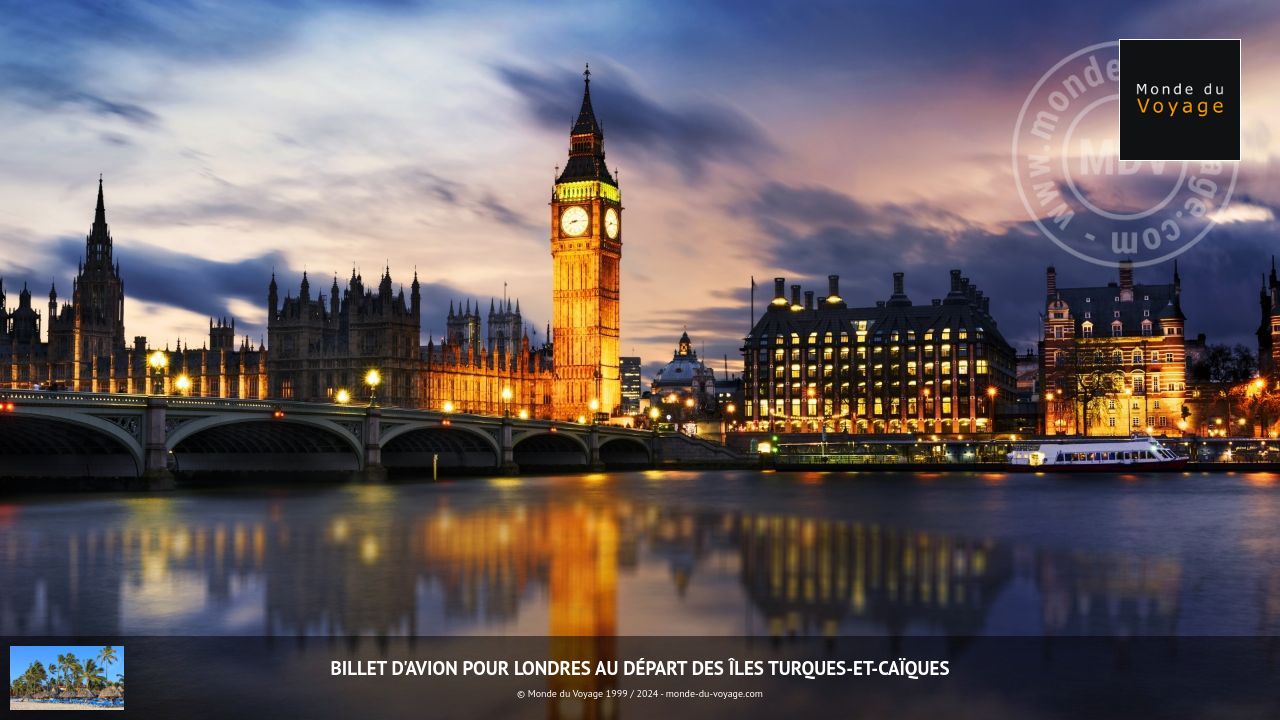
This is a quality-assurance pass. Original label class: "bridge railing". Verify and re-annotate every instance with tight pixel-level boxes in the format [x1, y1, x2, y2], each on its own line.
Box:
[0, 389, 657, 435]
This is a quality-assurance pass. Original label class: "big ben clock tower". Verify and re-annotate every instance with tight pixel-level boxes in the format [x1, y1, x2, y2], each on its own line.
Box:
[551, 65, 622, 420]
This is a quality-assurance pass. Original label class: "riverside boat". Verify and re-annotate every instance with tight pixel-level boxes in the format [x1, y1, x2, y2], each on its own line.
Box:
[1006, 437, 1188, 472]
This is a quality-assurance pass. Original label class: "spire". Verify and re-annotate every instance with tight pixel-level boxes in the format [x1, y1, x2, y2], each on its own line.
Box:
[573, 63, 600, 136]
[558, 64, 614, 185]
[87, 174, 113, 262]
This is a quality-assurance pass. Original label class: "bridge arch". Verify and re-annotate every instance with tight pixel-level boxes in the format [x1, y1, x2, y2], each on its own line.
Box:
[381, 423, 500, 471]
[512, 431, 589, 470]
[599, 436, 652, 468]
[0, 410, 143, 478]
[167, 415, 362, 473]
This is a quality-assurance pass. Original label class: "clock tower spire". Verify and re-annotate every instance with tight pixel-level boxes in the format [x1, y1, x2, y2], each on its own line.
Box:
[551, 65, 622, 419]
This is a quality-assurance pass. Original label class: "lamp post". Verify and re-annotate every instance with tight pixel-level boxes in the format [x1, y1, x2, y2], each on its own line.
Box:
[1123, 386, 1133, 436]
[335, 388, 351, 405]
[174, 374, 191, 397]
[1044, 391, 1054, 435]
[148, 351, 168, 395]
[986, 385, 997, 436]
[502, 386, 514, 418]
[365, 369, 381, 407]
[648, 406, 660, 430]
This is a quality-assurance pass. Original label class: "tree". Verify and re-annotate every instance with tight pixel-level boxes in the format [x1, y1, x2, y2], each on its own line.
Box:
[98, 647, 117, 684]
[81, 659, 106, 691]
[1190, 344, 1257, 385]
[1045, 340, 1127, 436]
[1191, 345, 1260, 432]
[27, 661, 47, 692]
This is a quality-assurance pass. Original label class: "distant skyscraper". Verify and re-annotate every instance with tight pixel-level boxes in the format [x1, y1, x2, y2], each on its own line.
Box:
[620, 356, 641, 413]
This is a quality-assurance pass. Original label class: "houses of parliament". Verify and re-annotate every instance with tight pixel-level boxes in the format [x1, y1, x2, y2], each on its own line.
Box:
[0, 69, 623, 421]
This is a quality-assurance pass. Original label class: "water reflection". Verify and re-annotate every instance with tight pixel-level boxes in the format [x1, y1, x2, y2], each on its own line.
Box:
[1, 480, 1244, 641]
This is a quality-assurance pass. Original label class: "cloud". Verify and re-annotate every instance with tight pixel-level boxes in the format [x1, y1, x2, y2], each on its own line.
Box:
[497, 63, 774, 178]
[128, 165, 537, 237]
[741, 180, 1277, 351]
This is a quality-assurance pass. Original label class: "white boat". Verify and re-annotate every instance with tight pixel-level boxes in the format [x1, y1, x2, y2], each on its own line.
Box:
[1007, 437, 1188, 472]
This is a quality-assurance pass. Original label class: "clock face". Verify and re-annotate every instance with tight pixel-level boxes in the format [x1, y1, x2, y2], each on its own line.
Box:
[604, 207, 619, 239]
[560, 206, 589, 236]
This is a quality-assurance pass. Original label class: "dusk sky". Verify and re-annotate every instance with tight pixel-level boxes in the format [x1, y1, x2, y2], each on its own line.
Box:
[2, 0, 1279, 380]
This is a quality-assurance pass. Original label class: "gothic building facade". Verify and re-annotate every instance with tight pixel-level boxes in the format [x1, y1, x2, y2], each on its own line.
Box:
[1258, 258, 1280, 377]
[266, 269, 422, 406]
[551, 66, 623, 418]
[264, 270, 556, 415]
[741, 271, 1017, 435]
[1039, 261, 1188, 436]
[1, 179, 267, 397]
[5, 71, 625, 420]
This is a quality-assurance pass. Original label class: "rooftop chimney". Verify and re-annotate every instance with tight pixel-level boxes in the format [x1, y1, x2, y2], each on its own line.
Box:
[1046, 266, 1057, 295]
[790, 284, 802, 311]
[771, 277, 787, 308]
[888, 270, 912, 307]
[804, 291, 814, 310]
[1118, 258, 1134, 301]
[828, 274, 841, 300]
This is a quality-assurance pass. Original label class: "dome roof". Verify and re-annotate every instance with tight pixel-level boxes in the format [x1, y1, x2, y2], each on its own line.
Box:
[653, 330, 714, 388]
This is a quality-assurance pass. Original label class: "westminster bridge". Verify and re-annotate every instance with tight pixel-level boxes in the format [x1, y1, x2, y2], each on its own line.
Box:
[0, 390, 744, 487]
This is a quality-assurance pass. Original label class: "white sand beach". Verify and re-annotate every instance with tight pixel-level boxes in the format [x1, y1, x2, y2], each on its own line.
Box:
[10, 699, 122, 711]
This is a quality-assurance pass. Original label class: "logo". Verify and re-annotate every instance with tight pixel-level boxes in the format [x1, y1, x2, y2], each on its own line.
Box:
[1012, 41, 1238, 268]
[1119, 39, 1240, 161]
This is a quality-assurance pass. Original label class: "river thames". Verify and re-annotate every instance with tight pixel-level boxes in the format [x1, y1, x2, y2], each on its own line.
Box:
[3, 469, 1279, 638]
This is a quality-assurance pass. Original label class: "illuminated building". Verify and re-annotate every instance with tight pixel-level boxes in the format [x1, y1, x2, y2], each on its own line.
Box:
[741, 271, 1016, 435]
[1040, 261, 1188, 436]
[267, 268, 421, 406]
[551, 66, 622, 419]
[267, 270, 554, 413]
[0, 178, 267, 397]
[619, 355, 641, 413]
[1258, 258, 1280, 376]
[651, 331, 717, 412]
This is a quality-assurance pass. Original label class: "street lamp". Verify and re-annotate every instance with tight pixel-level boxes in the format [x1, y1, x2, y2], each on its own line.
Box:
[986, 386, 997, 434]
[147, 351, 168, 395]
[502, 386, 513, 418]
[648, 406, 660, 429]
[365, 369, 381, 407]
[1124, 386, 1133, 435]
[174, 374, 191, 396]
[442, 400, 455, 414]
[335, 388, 351, 405]
[518, 408, 530, 420]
